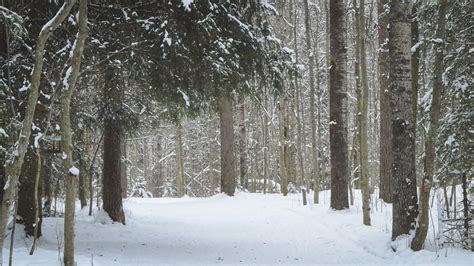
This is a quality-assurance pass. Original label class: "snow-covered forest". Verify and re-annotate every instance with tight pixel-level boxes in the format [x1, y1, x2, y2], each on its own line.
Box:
[0, 0, 472, 265]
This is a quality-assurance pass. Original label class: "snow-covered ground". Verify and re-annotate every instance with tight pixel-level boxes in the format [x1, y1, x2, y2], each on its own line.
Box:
[6, 191, 473, 265]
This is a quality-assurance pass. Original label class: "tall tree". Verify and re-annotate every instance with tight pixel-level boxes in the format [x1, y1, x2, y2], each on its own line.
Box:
[102, 65, 125, 224]
[329, 0, 349, 210]
[356, 0, 371, 226]
[292, 0, 307, 203]
[278, 100, 289, 196]
[378, 0, 392, 203]
[60, 1, 88, 264]
[411, 0, 448, 251]
[389, 0, 418, 241]
[176, 120, 185, 197]
[239, 96, 248, 190]
[219, 94, 236, 196]
[303, 0, 320, 204]
[121, 138, 128, 198]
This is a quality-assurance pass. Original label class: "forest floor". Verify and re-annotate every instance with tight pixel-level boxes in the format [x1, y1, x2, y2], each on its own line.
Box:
[7, 190, 473, 265]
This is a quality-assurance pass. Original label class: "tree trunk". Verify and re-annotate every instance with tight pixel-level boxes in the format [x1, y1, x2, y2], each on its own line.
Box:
[80, 128, 92, 208]
[143, 138, 151, 191]
[357, 0, 371, 226]
[389, 0, 418, 241]
[101, 60, 125, 223]
[411, 3, 420, 131]
[329, 0, 349, 210]
[29, 150, 42, 255]
[17, 149, 42, 237]
[207, 114, 218, 192]
[262, 102, 269, 194]
[292, 0, 306, 202]
[121, 138, 128, 198]
[0, 1, 76, 262]
[60, 1, 87, 264]
[279, 100, 289, 196]
[219, 94, 236, 196]
[176, 121, 185, 197]
[411, 0, 447, 251]
[79, 139, 88, 208]
[378, 0, 393, 203]
[43, 158, 52, 216]
[461, 173, 471, 251]
[239, 96, 248, 190]
[303, 0, 320, 204]
[102, 116, 126, 224]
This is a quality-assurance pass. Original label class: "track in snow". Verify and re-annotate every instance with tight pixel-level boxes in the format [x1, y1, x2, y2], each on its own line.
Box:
[9, 191, 472, 265]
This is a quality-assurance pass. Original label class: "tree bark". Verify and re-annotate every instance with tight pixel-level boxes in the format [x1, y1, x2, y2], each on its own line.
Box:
[303, 0, 320, 204]
[121, 138, 128, 198]
[207, 114, 218, 192]
[329, 0, 349, 210]
[60, 1, 87, 264]
[0, 1, 76, 263]
[101, 60, 125, 223]
[102, 116, 126, 224]
[176, 121, 185, 197]
[378, 0, 393, 203]
[411, 0, 447, 251]
[357, 0, 371, 226]
[389, 0, 418, 241]
[17, 149, 42, 237]
[43, 158, 52, 216]
[279, 100, 289, 196]
[262, 101, 269, 194]
[239, 96, 248, 190]
[29, 150, 42, 255]
[292, 0, 307, 202]
[411, 3, 420, 131]
[219, 94, 236, 196]
[80, 128, 92, 208]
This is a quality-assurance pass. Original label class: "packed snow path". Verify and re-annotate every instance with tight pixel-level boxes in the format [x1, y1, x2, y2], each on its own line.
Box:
[10, 192, 472, 265]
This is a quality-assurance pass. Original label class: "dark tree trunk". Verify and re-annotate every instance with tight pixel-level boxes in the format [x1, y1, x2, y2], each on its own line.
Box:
[101, 63, 125, 224]
[219, 94, 236, 196]
[329, 0, 349, 210]
[239, 96, 248, 190]
[378, 0, 393, 203]
[121, 138, 128, 198]
[17, 149, 42, 237]
[17, 100, 48, 237]
[102, 118, 125, 224]
[389, 0, 418, 241]
[79, 157, 88, 208]
[42, 157, 52, 216]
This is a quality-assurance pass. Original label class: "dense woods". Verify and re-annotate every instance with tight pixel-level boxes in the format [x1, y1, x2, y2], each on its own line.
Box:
[0, 0, 472, 265]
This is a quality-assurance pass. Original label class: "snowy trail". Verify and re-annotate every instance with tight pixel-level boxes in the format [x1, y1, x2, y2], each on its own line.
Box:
[9, 192, 473, 265]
